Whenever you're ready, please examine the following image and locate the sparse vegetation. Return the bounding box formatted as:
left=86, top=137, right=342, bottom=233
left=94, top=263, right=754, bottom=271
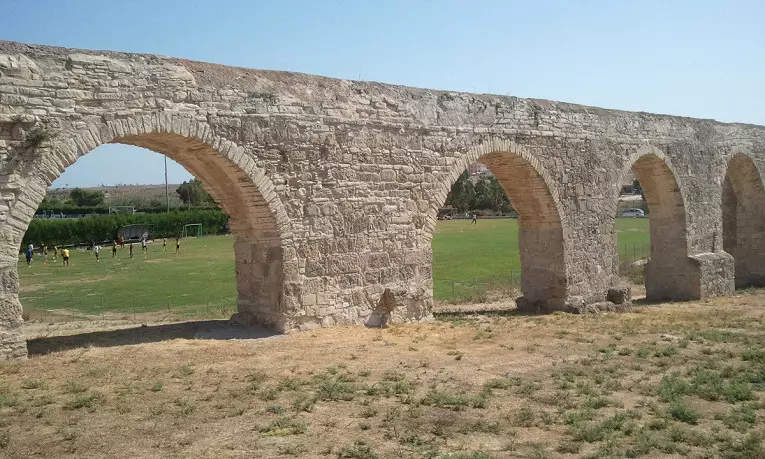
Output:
left=3, top=291, right=765, bottom=457
left=23, top=124, right=52, bottom=149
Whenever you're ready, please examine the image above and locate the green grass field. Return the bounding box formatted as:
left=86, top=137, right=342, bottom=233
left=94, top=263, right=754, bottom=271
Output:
left=19, top=218, right=651, bottom=316
left=19, top=236, right=237, bottom=319
left=433, top=218, right=650, bottom=300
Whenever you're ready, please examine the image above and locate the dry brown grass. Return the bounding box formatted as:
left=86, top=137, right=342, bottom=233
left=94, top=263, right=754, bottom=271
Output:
left=2, top=292, right=765, bottom=458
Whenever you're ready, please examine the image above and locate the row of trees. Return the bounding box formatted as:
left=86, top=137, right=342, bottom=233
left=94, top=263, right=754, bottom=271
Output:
left=23, top=209, right=229, bottom=247
left=445, top=172, right=512, bottom=214
left=446, top=173, right=647, bottom=216
left=39, top=179, right=216, bottom=215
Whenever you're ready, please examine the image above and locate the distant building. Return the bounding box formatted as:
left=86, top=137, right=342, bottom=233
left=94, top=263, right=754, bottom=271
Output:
left=467, top=162, right=492, bottom=183
left=622, top=170, right=636, bottom=187
left=621, top=171, right=639, bottom=195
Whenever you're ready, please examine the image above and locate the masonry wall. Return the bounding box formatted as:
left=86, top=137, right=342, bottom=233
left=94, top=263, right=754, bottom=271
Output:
left=723, top=154, right=765, bottom=288
left=0, top=41, right=764, bottom=360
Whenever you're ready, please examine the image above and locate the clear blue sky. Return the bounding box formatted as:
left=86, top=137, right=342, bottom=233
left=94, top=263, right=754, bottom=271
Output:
left=3, top=0, right=763, bottom=187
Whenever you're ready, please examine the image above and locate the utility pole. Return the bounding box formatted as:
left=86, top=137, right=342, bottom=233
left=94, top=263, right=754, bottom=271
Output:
left=164, top=156, right=169, bottom=212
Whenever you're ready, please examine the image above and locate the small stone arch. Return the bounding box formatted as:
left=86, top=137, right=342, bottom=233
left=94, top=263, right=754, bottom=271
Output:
left=31, top=114, right=292, bottom=237
left=430, top=138, right=568, bottom=310
left=618, top=145, right=695, bottom=301
left=430, top=138, right=566, bottom=236
left=721, top=151, right=765, bottom=288
left=3, top=113, right=297, bottom=337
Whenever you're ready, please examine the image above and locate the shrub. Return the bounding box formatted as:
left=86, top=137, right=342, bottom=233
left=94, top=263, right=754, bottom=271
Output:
left=339, top=441, right=378, bottom=459
left=23, top=209, right=229, bottom=247
left=259, top=416, right=308, bottom=436
left=667, top=402, right=699, bottom=425
left=65, top=391, right=104, bottom=410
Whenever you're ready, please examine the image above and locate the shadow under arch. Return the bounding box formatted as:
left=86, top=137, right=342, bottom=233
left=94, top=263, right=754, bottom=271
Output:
left=618, top=147, right=696, bottom=301
left=8, top=113, right=296, bottom=333
left=431, top=139, right=568, bottom=311
left=26, top=320, right=280, bottom=356
left=722, top=152, right=765, bottom=288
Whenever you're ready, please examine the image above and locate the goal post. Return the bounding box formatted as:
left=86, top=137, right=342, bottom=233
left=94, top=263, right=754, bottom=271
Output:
left=182, top=223, right=203, bottom=238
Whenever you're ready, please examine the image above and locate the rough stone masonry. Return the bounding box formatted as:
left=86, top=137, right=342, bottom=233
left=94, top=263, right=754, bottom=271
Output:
left=0, top=41, right=763, bottom=360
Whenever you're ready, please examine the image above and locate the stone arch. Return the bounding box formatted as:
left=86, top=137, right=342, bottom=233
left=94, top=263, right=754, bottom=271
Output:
left=430, top=138, right=568, bottom=310
left=4, top=113, right=296, bottom=336
left=618, top=145, right=695, bottom=301
left=721, top=151, right=765, bottom=288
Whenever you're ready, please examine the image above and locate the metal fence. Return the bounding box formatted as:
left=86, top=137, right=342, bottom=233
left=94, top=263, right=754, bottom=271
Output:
left=618, top=241, right=650, bottom=262
left=436, top=273, right=521, bottom=303
left=436, top=242, right=651, bottom=303
left=20, top=242, right=654, bottom=318
left=20, top=291, right=237, bottom=324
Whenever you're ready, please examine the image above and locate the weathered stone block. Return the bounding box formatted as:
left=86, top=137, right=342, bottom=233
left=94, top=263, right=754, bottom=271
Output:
left=607, top=286, right=631, bottom=305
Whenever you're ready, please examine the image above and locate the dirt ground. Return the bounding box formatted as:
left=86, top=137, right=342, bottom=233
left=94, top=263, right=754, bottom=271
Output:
left=2, top=292, right=764, bottom=458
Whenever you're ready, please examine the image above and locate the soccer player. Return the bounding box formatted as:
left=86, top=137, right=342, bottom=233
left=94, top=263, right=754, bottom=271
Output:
left=175, top=237, right=180, bottom=254
left=62, top=247, right=70, bottom=266
left=141, top=237, right=148, bottom=255
left=162, top=238, right=167, bottom=251
left=93, top=244, right=100, bottom=262
left=24, top=245, right=33, bottom=267
left=112, top=240, right=118, bottom=258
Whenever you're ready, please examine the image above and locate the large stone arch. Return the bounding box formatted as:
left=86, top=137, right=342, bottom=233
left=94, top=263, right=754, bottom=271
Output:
left=0, top=113, right=298, bottom=359
left=618, top=146, right=697, bottom=301
left=429, top=138, right=568, bottom=311
left=722, top=151, right=765, bottom=288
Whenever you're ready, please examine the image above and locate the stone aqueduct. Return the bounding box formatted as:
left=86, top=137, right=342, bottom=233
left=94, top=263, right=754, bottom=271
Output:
left=0, top=41, right=764, bottom=360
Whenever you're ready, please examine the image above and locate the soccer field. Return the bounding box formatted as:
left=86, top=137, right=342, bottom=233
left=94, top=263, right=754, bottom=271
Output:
left=432, top=218, right=650, bottom=300
left=19, top=236, right=238, bottom=319
left=18, top=219, right=650, bottom=316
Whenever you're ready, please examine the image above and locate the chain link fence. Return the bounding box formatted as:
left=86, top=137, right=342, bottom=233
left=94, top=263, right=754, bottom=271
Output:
left=20, top=291, right=237, bottom=324
left=618, top=241, right=650, bottom=262
left=438, top=273, right=520, bottom=303
left=21, top=241, right=653, bottom=319
left=436, top=242, right=651, bottom=303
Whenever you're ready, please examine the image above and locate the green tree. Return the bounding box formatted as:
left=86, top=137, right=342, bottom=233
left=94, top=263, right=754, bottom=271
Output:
left=68, top=188, right=105, bottom=207
left=474, top=176, right=509, bottom=214
left=39, top=195, right=61, bottom=208
left=176, top=179, right=214, bottom=207
left=445, top=171, right=476, bottom=213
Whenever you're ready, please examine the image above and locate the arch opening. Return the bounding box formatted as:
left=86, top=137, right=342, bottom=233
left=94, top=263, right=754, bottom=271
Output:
left=431, top=150, right=567, bottom=311
left=5, top=123, right=289, bottom=361
left=114, top=133, right=286, bottom=328
left=722, top=153, right=765, bottom=288
left=623, top=153, right=695, bottom=301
